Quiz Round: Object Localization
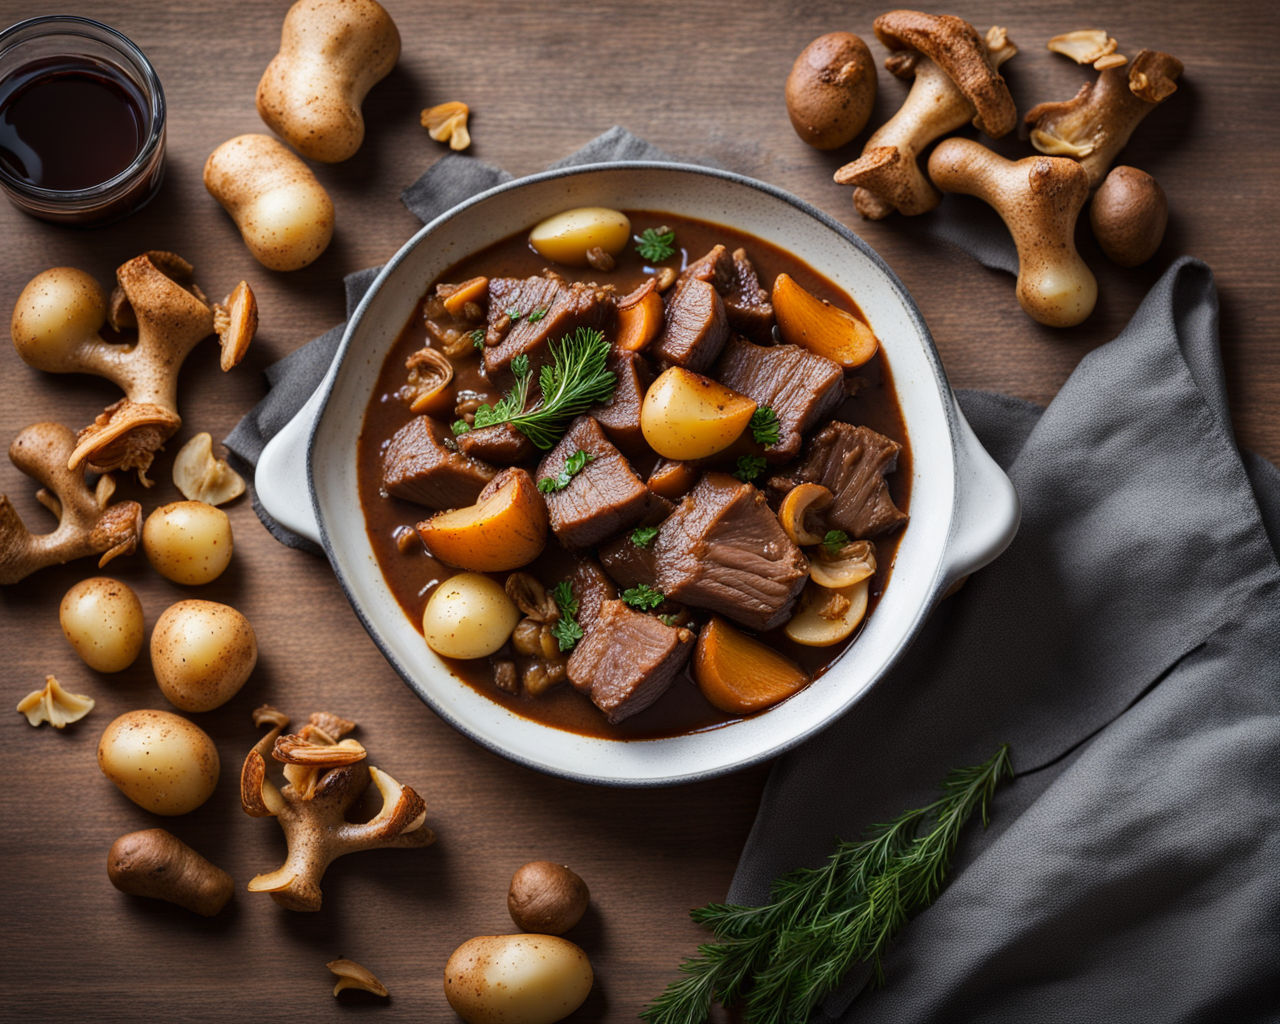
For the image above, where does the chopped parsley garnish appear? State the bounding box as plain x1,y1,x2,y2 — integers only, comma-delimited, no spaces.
823,529,850,554
550,580,583,652
469,328,485,350
635,227,676,263
733,454,767,483
622,584,665,611
537,449,595,493
750,407,781,446
658,613,680,627
526,307,548,323
631,525,659,548
452,418,470,434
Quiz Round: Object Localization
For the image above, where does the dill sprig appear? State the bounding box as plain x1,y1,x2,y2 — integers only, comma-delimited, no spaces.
453,328,616,449
641,745,1013,1024
550,581,583,652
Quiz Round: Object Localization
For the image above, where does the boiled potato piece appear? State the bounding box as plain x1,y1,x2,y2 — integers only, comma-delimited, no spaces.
97,710,220,815
422,573,520,660
529,207,630,267
641,366,757,460
60,577,145,673
444,934,593,1024
784,578,870,647
151,600,258,712
416,468,548,572
773,273,877,369
143,501,233,585
694,615,811,714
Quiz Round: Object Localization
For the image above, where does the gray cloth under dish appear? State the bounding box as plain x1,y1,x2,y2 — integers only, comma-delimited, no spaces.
226,129,1279,1020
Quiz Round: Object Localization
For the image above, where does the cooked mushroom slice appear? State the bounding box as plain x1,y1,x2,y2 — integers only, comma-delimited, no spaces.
810,539,877,589
784,578,870,647
327,959,389,998
778,483,833,547
401,346,455,414
1046,29,1117,65
212,281,258,371
173,433,246,505
17,674,95,728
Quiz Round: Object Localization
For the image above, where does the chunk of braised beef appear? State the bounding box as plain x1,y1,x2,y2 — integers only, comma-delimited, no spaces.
723,248,775,343
483,272,616,388
567,598,695,723
590,349,654,458
565,557,618,635
780,422,908,538
536,416,651,550
679,244,737,294
382,416,497,509
645,472,809,631
599,530,658,591
455,422,537,464
715,337,844,463
650,276,729,373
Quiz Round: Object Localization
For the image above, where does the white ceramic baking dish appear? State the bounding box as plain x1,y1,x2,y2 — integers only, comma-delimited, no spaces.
256,162,1019,786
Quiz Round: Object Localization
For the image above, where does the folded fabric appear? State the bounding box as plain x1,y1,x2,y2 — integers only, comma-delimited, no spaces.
728,258,1280,1022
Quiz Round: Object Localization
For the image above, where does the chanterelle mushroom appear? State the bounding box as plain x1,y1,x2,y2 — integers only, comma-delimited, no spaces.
241,705,435,912
9,252,257,484
0,422,142,585
834,13,1017,220
1025,48,1183,188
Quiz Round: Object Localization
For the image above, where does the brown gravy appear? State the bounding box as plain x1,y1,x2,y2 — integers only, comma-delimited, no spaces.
357,211,912,740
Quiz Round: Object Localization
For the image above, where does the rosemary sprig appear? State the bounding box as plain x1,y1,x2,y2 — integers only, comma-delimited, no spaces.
452,328,616,449
550,581,583,652
641,745,1013,1024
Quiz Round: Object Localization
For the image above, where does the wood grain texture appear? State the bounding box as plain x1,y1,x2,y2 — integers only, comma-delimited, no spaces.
0,1,1276,1020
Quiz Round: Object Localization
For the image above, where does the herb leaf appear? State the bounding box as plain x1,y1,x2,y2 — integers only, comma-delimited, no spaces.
526,307,547,323
469,328,485,350
622,584,665,610
733,455,767,483
538,449,595,493
750,407,781,447
551,580,578,617
823,529,850,554
506,306,523,321
640,745,1014,1024
636,227,677,263
452,418,471,435
452,328,616,448
550,581,583,652
631,525,660,548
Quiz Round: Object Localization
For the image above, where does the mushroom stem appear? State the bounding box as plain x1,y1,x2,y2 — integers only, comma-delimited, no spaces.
0,423,142,585
928,139,1097,328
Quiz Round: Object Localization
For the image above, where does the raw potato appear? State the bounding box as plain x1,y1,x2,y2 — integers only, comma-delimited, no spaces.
416,468,548,572
203,134,334,271
97,709,220,815
444,934,593,1024
143,501,233,585
9,266,107,369
694,615,811,713
151,600,257,712
508,861,590,935
772,273,877,369
786,32,878,150
641,367,757,460
256,0,401,163
60,577,145,673
108,828,234,916
529,208,631,267
422,573,521,660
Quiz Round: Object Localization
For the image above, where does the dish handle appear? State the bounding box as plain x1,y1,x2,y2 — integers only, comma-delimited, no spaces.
940,398,1020,589
255,386,325,548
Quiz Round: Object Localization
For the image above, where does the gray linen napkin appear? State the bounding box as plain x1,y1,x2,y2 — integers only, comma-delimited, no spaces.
728,257,1280,1021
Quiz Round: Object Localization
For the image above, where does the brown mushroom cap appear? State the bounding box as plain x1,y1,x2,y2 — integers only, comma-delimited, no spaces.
785,33,878,150
873,10,1017,137
1090,166,1168,267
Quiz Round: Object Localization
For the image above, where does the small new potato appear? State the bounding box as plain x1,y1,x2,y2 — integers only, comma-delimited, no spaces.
97,710,220,815
60,577,145,673
444,934,593,1024
151,600,257,712
9,266,107,370
203,134,334,271
143,501,233,585
641,366,757,460
529,207,630,267
423,573,521,660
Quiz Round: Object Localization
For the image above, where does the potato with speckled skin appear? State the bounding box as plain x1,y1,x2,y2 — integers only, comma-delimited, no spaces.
97,710,220,815
444,934,593,1024
204,134,334,271
143,501,233,585
422,573,520,660
60,577,145,673
151,600,257,712
640,366,757,460
528,208,631,267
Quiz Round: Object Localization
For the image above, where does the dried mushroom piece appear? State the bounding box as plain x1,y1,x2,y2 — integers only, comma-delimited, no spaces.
17,675,94,728
173,433,246,505
0,422,142,585
421,101,471,151
212,281,258,372
327,959,389,998
1046,29,1117,65
240,706,435,912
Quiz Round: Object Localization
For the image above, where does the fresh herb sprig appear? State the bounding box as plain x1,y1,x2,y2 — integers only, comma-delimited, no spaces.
636,227,677,263
550,580,583,652
733,455,767,483
538,449,595,493
750,408,781,447
622,584,665,610
641,745,1014,1024
451,328,616,448
822,529,850,555
631,525,660,548
469,328,485,350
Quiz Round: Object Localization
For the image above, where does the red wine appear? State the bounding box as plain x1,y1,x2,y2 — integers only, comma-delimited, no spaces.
0,54,148,191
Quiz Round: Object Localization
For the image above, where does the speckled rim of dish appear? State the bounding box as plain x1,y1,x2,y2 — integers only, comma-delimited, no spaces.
289,160,1018,787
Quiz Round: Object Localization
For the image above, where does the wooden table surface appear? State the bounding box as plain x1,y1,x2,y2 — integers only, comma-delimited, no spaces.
1,1,1275,1020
